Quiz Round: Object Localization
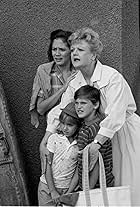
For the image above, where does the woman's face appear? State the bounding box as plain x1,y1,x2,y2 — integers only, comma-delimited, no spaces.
52,38,71,66
70,40,93,69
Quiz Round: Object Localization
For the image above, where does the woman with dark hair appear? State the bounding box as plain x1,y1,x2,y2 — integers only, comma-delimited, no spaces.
29,29,76,172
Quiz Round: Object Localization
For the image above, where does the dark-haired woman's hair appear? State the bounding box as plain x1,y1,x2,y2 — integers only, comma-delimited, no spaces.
74,85,101,113
47,29,72,62
56,110,81,136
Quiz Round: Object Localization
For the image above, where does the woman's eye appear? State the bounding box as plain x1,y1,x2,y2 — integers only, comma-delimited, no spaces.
60,48,66,52
71,48,74,52
78,48,84,51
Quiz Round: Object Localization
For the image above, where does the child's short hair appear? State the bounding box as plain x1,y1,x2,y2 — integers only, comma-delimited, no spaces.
74,85,101,111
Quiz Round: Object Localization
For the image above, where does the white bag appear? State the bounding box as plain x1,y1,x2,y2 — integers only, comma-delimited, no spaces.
63,145,131,206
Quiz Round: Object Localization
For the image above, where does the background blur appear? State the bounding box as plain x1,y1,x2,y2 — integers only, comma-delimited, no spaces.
0,0,139,205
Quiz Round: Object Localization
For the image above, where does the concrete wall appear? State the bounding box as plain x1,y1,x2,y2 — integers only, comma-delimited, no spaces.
0,0,139,205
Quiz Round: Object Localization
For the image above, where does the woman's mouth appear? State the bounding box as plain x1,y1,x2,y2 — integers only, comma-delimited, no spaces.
55,58,62,62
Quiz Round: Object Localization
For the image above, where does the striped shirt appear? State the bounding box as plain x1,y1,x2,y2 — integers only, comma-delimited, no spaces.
77,115,114,189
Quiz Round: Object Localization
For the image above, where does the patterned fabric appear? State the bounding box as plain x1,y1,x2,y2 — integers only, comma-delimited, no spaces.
38,64,66,99
77,115,114,189
29,61,75,127
50,64,65,95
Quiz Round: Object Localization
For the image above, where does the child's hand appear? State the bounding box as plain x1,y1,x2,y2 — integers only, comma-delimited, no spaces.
51,190,60,206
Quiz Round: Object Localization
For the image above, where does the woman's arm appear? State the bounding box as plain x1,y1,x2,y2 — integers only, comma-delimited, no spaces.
37,87,65,115
98,72,136,139
37,73,77,115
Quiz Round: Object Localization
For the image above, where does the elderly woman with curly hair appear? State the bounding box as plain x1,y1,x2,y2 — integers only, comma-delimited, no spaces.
42,27,140,205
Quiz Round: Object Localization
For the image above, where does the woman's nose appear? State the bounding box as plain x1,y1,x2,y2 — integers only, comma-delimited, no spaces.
55,49,60,55
73,48,78,55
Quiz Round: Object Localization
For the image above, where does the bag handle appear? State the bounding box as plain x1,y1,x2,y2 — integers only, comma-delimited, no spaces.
82,145,109,207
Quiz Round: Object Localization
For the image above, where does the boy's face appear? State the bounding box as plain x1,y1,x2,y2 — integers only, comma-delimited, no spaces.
75,98,95,119
62,121,77,138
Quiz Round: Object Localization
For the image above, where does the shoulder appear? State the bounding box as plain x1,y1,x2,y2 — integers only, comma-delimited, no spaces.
69,70,86,89
48,133,58,142
96,61,123,88
37,61,55,75
100,62,121,79
89,123,100,134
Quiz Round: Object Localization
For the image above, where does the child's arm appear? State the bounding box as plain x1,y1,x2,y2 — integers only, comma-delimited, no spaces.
45,152,60,204
66,166,79,194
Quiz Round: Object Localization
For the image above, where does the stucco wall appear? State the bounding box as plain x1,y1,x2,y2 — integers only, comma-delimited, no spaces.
0,0,139,205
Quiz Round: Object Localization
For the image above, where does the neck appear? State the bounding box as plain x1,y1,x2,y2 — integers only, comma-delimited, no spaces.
67,136,74,144
57,61,71,73
84,111,97,125
80,60,96,84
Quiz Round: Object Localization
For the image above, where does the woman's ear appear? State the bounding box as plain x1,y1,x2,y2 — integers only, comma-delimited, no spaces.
91,54,96,61
93,101,100,110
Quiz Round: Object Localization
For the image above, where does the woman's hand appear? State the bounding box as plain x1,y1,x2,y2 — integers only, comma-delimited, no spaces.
62,72,77,92
89,141,100,155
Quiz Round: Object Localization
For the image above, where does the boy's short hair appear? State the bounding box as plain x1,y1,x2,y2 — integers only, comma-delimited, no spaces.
74,85,101,105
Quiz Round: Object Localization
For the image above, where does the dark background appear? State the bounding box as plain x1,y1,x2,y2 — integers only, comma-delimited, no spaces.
0,0,139,205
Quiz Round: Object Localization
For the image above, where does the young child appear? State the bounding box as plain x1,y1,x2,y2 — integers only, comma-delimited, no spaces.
67,85,114,193
38,102,81,206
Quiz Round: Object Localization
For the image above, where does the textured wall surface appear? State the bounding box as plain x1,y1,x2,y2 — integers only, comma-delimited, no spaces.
0,0,139,205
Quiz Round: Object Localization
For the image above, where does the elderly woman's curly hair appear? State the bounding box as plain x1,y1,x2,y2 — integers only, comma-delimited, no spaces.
68,27,103,59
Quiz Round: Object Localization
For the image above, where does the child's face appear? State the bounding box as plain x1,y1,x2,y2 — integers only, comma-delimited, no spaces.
75,98,96,119
61,121,78,138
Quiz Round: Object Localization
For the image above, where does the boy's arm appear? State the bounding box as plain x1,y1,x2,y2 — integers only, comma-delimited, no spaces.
45,152,60,203
66,166,79,194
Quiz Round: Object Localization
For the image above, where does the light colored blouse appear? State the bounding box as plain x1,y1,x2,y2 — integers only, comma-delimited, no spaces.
46,60,136,138
46,60,140,205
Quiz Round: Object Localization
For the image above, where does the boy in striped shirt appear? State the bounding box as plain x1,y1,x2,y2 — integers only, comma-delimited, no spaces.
67,85,114,193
